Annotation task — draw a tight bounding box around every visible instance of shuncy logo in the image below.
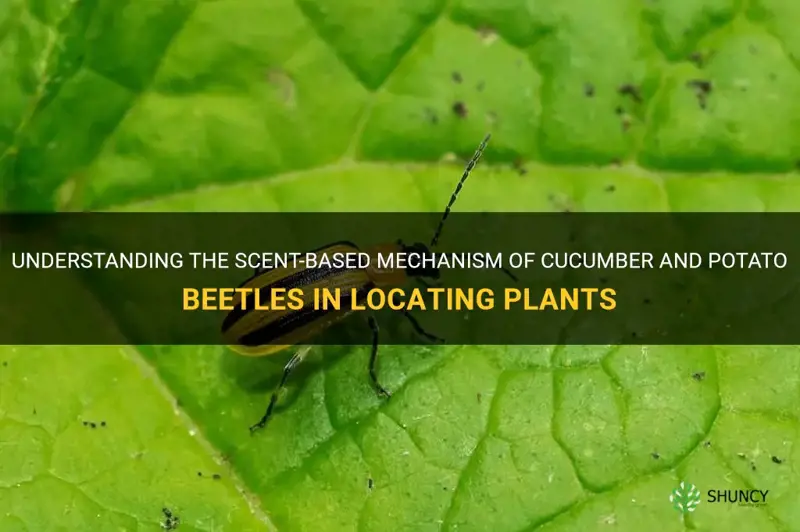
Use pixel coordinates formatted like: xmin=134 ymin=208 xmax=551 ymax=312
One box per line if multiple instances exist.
xmin=669 ymin=481 xmax=771 ymax=514
xmin=670 ymin=482 xmax=702 ymax=514
xmin=708 ymin=489 xmax=769 ymax=506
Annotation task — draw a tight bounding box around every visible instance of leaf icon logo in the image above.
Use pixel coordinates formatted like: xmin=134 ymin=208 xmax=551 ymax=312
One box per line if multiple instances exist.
xmin=670 ymin=481 xmax=702 ymax=513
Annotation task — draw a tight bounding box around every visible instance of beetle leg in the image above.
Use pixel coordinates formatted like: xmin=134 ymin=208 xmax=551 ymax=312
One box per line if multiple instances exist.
xmin=500 ymin=267 xmax=518 ymax=282
xmin=367 ymin=316 xmax=391 ymax=398
xmin=402 ymin=310 xmax=444 ymax=344
xmin=249 ymin=345 xmax=312 ymax=434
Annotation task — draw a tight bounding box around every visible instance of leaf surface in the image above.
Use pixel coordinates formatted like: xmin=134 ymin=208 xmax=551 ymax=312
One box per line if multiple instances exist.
xmin=1 ymin=0 xmax=800 ymax=530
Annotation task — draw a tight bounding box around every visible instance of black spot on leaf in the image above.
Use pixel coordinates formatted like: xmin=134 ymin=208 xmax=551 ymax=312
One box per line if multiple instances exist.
xmin=618 ymin=83 xmax=642 ymax=103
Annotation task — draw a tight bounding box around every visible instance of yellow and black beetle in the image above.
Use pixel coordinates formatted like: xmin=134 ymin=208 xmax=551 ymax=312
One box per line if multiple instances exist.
xmin=222 ymin=134 xmax=516 ymax=433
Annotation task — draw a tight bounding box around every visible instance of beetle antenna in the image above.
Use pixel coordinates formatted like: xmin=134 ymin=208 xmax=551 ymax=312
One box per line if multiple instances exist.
xmin=429 ymin=133 xmax=491 ymax=248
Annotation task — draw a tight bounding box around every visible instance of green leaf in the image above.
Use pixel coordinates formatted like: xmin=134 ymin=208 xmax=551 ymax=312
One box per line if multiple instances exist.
xmin=2 ymin=0 xmax=800 ymax=531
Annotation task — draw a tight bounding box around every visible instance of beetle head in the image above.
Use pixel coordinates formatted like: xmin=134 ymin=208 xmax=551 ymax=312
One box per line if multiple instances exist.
xmin=397 ymin=240 xmax=440 ymax=279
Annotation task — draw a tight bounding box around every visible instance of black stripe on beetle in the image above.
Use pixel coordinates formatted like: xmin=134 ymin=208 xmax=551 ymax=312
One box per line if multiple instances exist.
xmin=238 ymin=284 xmax=375 ymax=346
